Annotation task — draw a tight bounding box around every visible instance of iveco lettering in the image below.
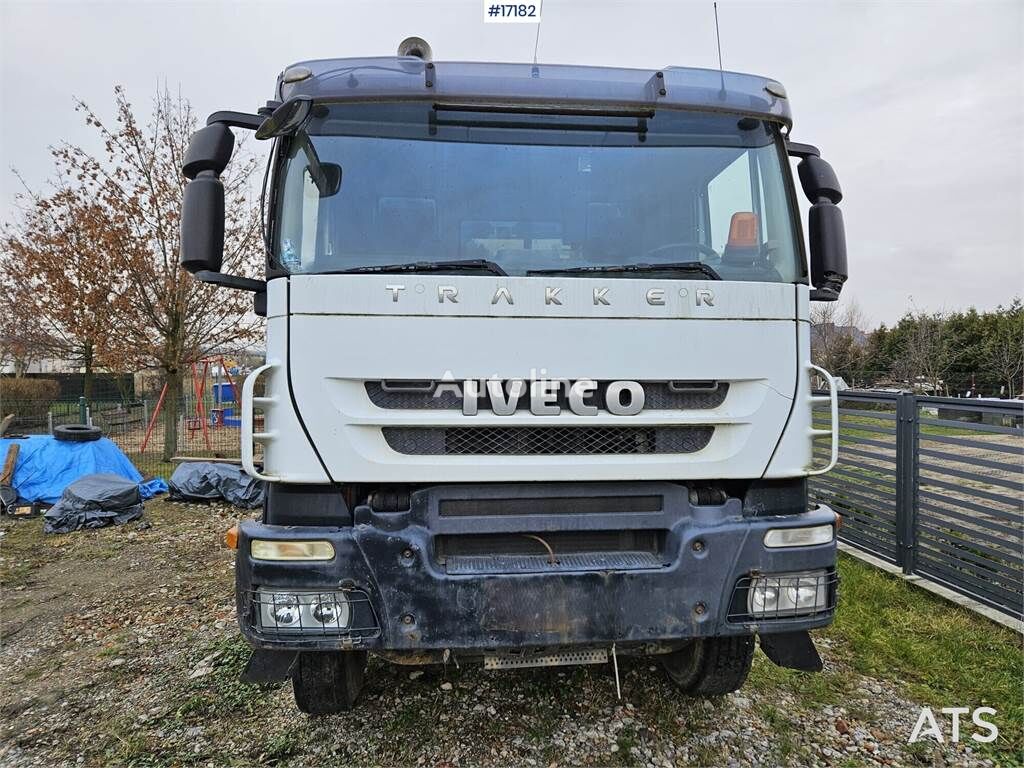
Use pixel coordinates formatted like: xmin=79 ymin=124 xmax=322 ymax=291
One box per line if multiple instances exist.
xmin=179 ymin=37 xmax=850 ymax=713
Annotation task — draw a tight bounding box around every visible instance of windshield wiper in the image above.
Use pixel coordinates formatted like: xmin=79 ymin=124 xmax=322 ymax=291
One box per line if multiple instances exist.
xmin=325 ymin=259 xmax=508 ymax=276
xmin=528 ymin=261 xmax=721 ymax=280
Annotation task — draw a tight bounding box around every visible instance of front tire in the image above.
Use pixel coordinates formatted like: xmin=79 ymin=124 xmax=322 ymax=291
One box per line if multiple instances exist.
xmin=662 ymin=636 xmax=754 ymax=696
xmin=292 ymin=651 xmax=368 ymax=714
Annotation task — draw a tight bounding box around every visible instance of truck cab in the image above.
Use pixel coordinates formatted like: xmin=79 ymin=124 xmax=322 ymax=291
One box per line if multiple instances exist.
xmin=179 ymin=43 xmax=848 ymax=713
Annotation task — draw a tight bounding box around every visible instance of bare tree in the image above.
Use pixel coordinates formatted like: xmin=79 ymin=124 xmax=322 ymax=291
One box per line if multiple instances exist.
xmin=810 ymin=298 xmax=867 ymax=385
xmin=52 ymin=87 xmax=263 ymax=459
xmin=0 ymin=279 xmax=51 ymax=377
xmin=894 ymin=310 xmax=958 ymax=395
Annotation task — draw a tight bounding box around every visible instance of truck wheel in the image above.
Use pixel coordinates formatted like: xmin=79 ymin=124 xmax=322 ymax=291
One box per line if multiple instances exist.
xmin=661 ymin=636 xmax=754 ymax=696
xmin=291 ymin=650 xmax=368 ymax=714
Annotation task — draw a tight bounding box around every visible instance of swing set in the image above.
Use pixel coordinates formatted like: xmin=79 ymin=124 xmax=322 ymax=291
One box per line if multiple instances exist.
xmin=139 ymin=356 xmax=240 ymax=454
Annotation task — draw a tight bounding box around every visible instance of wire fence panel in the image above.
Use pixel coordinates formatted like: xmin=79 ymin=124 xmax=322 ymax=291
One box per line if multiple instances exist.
xmin=811 ymin=390 xmax=1024 ymax=620
xmin=0 ymin=396 xmax=243 ymax=480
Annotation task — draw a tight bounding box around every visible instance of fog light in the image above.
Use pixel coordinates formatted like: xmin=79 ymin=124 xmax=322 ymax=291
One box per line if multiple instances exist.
xmin=747 ymin=570 xmax=828 ymax=617
xmin=257 ymin=589 xmax=351 ymax=632
xmin=786 ymin=582 xmax=821 ymax=610
xmin=750 ymin=585 xmax=779 ymax=614
xmin=763 ymin=524 xmax=834 ymax=548
xmin=270 ymin=594 xmax=301 ymax=626
xmin=251 ymin=540 xmax=335 ymax=561
xmin=312 ymin=598 xmax=343 ymax=625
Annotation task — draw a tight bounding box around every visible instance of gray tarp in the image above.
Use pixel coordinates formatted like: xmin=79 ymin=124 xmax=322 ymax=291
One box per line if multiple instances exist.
xmin=168 ymin=462 xmax=264 ymax=509
xmin=43 ymin=473 xmax=144 ymax=534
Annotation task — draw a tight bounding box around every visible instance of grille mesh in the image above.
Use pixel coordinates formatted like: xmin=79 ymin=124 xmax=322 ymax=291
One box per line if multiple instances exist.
xmin=382 ymin=425 xmax=713 ymax=455
xmin=367 ymin=385 xmax=463 ymax=410
xmin=366 ymin=382 xmax=728 ymax=411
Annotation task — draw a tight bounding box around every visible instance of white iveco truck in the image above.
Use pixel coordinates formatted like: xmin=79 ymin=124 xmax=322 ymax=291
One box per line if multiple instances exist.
xmin=179 ymin=39 xmax=848 ymax=713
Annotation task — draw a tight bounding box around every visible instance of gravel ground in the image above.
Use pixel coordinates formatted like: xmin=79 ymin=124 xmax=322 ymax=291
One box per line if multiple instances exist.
xmin=0 ymin=499 xmax=1006 ymax=767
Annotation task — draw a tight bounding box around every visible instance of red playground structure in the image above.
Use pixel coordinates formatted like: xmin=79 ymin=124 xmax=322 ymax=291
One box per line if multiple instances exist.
xmin=139 ymin=356 xmax=240 ymax=454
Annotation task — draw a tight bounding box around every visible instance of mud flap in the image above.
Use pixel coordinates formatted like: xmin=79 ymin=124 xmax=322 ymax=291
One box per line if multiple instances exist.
xmin=241 ymin=650 xmax=298 ymax=684
xmin=758 ymin=631 xmax=823 ymax=672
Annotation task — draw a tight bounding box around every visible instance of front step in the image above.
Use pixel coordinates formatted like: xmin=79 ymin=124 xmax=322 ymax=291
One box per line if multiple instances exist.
xmin=483 ymin=648 xmax=609 ymax=670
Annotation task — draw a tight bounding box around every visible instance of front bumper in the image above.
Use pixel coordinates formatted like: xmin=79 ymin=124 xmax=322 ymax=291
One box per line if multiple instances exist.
xmin=235 ymin=483 xmax=837 ymax=652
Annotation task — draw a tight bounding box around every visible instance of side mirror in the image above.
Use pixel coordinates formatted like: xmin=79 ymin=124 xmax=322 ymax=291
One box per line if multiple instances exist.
xmin=314 ymin=162 xmax=343 ymax=197
xmin=256 ymin=96 xmax=313 ymax=140
xmin=182 ymin=123 xmax=234 ymax=179
xmin=180 ymin=110 xmax=268 ymax=298
xmin=180 ymin=122 xmax=234 ymax=274
xmin=808 ymin=201 xmax=847 ymax=301
xmin=795 ymin=153 xmax=848 ymax=301
xmin=180 ymin=172 xmax=225 ymax=274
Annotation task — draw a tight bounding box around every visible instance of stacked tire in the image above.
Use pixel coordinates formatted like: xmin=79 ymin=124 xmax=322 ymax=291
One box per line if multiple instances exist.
xmin=53 ymin=424 xmax=102 ymax=443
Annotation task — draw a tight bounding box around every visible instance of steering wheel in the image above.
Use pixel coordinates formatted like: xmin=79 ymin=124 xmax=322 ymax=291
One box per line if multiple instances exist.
xmin=645 ymin=242 xmax=721 ymax=262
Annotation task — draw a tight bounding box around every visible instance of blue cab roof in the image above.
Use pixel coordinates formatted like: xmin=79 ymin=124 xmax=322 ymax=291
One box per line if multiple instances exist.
xmin=277 ymin=58 xmax=793 ymax=127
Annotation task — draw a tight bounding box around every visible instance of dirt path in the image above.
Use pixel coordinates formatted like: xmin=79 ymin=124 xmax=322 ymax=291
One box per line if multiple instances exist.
xmin=0 ymin=500 xmax=1000 ymax=767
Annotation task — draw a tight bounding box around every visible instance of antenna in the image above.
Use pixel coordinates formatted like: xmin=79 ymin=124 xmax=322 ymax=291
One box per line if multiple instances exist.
xmin=713 ymin=2 xmax=724 ymax=71
xmin=713 ymin=2 xmax=726 ymax=97
xmin=532 ymin=0 xmax=545 ymax=66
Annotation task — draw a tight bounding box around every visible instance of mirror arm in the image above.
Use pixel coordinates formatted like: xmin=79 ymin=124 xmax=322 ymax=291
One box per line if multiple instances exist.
xmin=295 ymin=130 xmax=331 ymax=196
xmin=206 ymin=111 xmax=263 ymax=131
xmin=194 ymin=270 xmax=266 ymax=293
xmin=809 ymin=287 xmax=841 ymax=301
xmin=786 ymin=141 xmax=820 ymax=159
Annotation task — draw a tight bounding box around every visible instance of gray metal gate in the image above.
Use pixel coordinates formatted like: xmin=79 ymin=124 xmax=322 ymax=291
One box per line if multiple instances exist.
xmin=809 ymin=391 xmax=1023 ymax=619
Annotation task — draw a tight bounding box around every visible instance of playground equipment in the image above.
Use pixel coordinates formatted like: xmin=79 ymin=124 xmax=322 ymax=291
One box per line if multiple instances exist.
xmin=139 ymin=356 xmax=240 ymax=453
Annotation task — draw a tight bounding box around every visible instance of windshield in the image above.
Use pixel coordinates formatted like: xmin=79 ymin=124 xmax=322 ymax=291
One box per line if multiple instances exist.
xmin=273 ymin=102 xmax=803 ymax=282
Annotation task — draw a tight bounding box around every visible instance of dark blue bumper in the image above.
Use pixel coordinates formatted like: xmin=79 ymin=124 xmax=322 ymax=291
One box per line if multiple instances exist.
xmin=235 ymin=483 xmax=837 ymax=652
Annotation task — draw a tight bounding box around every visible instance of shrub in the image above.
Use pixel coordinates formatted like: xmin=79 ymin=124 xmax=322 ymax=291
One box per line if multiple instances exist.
xmin=0 ymin=377 xmax=62 ymax=426
xmin=1 ymin=377 xmax=61 ymax=402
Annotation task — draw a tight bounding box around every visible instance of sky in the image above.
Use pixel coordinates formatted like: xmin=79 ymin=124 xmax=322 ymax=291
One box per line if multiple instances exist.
xmin=1 ymin=0 xmax=1021 ymax=327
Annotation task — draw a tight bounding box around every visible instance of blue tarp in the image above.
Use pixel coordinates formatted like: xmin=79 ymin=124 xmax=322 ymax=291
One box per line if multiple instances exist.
xmin=0 ymin=435 xmax=167 ymax=505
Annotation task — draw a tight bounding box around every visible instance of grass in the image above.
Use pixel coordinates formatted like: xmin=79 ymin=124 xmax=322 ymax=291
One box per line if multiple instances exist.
xmin=743 ymin=554 xmax=1023 ymax=763
xmin=613 ymin=723 xmax=640 ymax=766
xmin=171 ymin=635 xmax=279 ymax=722
xmin=0 ymin=512 xmax=52 ymax=584
xmin=123 ymin=455 xmax=178 ymax=481
xmin=830 ymin=553 xmax=1022 ymax=761
xmin=757 ymin=703 xmax=797 ymax=761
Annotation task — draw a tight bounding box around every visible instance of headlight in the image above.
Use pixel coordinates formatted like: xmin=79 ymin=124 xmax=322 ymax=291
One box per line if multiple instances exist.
xmin=257 ymin=589 xmax=351 ymax=632
xmin=763 ymin=525 xmax=834 ymax=548
xmin=746 ymin=570 xmax=829 ymax=617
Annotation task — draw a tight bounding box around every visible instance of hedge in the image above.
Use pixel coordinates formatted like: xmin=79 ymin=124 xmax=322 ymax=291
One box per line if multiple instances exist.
xmin=0 ymin=378 xmax=62 ymax=425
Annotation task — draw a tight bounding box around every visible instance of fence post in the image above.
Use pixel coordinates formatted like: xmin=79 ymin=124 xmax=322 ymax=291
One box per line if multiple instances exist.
xmin=894 ymin=392 xmax=919 ymax=575
xmin=78 ymin=396 xmax=87 ymax=424
xmin=48 ymin=411 xmax=53 ymax=435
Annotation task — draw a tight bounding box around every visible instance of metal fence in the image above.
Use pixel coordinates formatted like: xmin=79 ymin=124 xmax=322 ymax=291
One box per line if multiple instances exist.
xmin=810 ymin=390 xmax=1024 ymax=619
xmin=1 ymin=395 xmax=243 ymax=479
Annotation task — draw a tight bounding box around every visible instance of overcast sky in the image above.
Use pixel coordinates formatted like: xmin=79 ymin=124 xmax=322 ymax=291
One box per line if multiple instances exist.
xmin=1 ymin=0 xmax=1021 ymax=326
